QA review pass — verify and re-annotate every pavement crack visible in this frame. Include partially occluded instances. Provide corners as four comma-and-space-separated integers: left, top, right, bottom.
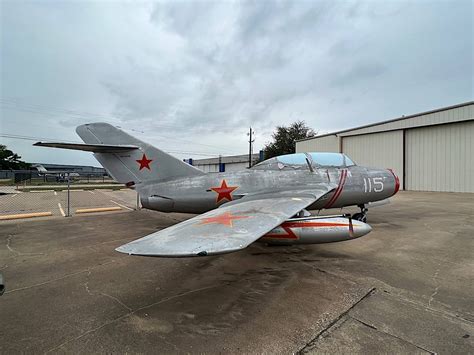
83, 279, 132, 311
5, 259, 117, 294
84, 282, 93, 295
298, 287, 376, 354
6, 235, 19, 256
428, 268, 440, 307
99, 291, 133, 311
350, 315, 436, 354
45, 284, 219, 353
290, 257, 357, 285
6, 234, 45, 257
350, 315, 377, 330
133, 284, 219, 314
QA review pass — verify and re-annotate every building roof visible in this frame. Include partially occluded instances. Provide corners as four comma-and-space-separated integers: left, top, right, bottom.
296, 101, 474, 142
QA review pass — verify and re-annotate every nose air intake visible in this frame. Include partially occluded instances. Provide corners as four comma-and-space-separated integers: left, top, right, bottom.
387, 169, 400, 195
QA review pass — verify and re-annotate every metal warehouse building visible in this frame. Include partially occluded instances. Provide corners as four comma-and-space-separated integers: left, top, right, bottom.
296, 101, 474, 193
186, 154, 260, 173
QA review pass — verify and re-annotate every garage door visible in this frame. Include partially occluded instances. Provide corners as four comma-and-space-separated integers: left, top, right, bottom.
343, 130, 404, 189
405, 121, 474, 192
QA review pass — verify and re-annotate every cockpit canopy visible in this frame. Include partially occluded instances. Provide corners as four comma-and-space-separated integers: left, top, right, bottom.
252, 152, 356, 171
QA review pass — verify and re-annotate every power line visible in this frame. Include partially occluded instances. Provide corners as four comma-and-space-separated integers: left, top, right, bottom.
0, 97, 239, 153
0, 133, 225, 157
0, 133, 81, 143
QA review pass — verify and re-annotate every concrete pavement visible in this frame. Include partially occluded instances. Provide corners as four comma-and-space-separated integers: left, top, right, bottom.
0, 191, 472, 353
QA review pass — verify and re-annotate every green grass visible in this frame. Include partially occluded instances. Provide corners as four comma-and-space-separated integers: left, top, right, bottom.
0, 179, 13, 186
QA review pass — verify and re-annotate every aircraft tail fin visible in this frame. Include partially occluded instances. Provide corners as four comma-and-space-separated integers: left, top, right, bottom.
34, 164, 48, 173
35, 123, 205, 185
74, 123, 205, 185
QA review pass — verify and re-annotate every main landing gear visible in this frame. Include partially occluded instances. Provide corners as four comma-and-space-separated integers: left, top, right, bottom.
352, 204, 368, 223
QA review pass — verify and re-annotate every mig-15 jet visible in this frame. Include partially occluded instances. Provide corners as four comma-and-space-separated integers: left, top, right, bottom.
35, 123, 399, 257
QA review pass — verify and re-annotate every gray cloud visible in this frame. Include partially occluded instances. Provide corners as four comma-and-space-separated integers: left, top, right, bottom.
0, 0, 472, 166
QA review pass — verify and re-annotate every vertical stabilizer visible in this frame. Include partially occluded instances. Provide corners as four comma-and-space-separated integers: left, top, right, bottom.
76, 123, 204, 184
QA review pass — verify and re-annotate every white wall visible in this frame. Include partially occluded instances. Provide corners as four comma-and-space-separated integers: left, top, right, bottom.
195, 164, 219, 173
194, 162, 249, 173
296, 135, 339, 153
342, 130, 404, 189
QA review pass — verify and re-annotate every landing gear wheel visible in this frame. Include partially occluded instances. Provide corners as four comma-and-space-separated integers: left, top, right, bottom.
352, 212, 367, 223
352, 205, 368, 222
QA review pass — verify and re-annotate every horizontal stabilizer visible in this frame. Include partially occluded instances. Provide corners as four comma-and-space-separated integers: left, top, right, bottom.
34, 142, 139, 153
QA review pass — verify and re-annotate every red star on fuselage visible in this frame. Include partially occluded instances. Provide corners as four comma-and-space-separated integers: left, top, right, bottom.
210, 179, 238, 203
198, 212, 250, 227
136, 153, 153, 170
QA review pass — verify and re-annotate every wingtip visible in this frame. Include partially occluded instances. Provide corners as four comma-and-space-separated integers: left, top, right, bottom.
115, 245, 133, 255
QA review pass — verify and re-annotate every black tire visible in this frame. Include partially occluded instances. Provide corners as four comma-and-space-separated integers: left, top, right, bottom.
352, 213, 367, 223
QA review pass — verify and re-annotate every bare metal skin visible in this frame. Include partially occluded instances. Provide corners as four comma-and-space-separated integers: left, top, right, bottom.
35, 123, 399, 257
139, 164, 398, 215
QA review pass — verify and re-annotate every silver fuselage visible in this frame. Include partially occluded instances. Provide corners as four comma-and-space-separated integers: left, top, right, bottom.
137, 165, 399, 214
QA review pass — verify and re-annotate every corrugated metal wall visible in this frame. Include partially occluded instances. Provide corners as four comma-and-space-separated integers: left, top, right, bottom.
296, 135, 339, 153
195, 164, 220, 173
343, 131, 404, 189
294, 103, 473, 192
340, 103, 473, 136
405, 121, 474, 193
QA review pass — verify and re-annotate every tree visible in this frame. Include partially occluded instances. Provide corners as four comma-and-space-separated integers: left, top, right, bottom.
0, 145, 31, 170
263, 121, 316, 159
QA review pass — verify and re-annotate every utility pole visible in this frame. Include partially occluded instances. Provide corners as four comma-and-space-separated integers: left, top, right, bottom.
247, 127, 255, 168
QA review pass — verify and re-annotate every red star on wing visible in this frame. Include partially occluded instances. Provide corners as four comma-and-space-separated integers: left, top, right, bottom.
210, 179, 238, 203
198, 212, 250, 227
136, 153, 153, 170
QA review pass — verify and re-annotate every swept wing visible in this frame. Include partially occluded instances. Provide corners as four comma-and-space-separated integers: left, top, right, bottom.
116, 186, 333, 257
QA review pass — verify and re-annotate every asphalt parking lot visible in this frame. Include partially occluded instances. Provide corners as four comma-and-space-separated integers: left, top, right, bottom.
0, 191, 473, 353
0, 188, 138, 218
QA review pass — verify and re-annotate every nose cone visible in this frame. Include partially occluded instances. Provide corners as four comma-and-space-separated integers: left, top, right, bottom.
352, 220, 372, 238
387, 168, 400, 195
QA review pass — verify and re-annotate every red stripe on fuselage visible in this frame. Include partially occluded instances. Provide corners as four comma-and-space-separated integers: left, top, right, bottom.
324, 169, 347, 209
281, 221, 350, 228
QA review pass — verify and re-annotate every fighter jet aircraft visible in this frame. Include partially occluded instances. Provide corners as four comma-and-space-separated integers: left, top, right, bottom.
35, 123, 400, 257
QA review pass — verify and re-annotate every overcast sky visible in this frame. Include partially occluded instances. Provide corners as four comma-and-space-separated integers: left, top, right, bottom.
1, 0, 472, 166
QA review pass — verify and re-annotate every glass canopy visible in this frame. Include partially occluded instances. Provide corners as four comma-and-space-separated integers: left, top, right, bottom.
252, 152, 356, 170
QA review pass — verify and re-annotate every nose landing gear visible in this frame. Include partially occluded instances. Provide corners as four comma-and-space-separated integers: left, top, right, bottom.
352, 205, 368, 223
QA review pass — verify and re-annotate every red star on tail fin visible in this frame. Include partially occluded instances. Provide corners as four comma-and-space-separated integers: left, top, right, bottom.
136, 153, 153, 170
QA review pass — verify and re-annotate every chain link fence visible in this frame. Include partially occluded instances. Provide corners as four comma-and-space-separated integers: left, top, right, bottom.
1, 169, 116, 187
0, 172, 140, 221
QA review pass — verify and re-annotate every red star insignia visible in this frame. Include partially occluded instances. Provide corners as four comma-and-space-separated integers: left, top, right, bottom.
198, 212, 250, 227
210, 179, 238, 203
136, 153, 153, 170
